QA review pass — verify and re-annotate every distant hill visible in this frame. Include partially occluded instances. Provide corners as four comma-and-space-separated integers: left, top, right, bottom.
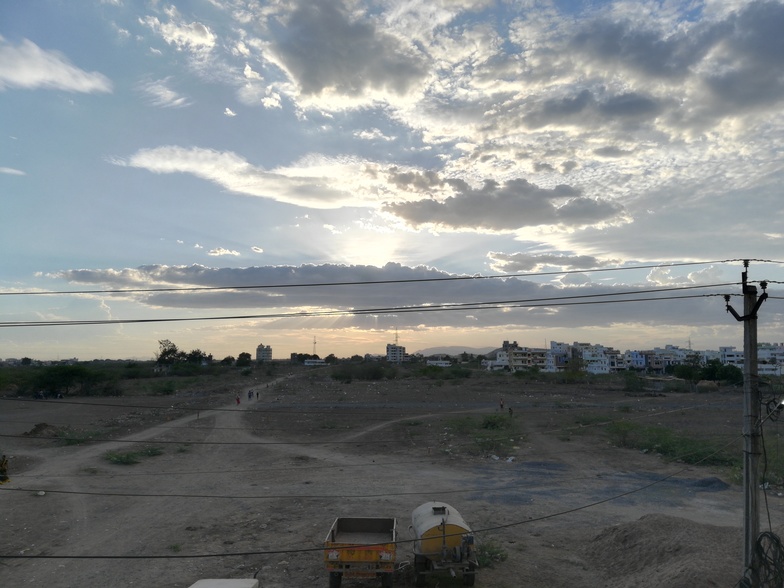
414, 346, 495, 357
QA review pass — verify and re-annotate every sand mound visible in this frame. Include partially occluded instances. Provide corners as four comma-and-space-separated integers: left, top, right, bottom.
584, 513, 741, 587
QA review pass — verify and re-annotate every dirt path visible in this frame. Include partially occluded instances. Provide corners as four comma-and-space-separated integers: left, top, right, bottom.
2, 377, 782, 587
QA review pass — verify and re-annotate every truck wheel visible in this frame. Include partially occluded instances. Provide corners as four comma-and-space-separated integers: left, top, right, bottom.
414, 555, 427, 587
463, 564, 476, 586
329, 571, 342, 588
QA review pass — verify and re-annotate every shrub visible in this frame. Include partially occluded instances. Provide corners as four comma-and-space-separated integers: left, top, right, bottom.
476, 538, 508, 567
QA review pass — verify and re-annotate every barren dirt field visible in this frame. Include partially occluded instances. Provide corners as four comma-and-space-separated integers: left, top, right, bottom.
2, 368, 781, 587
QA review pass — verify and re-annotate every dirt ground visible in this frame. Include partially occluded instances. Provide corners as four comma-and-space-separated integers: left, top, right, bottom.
1, 369, 781, 587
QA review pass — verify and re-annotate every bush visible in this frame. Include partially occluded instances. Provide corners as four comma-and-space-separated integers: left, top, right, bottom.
605, 421, 736, 466
476, 538, 508, 568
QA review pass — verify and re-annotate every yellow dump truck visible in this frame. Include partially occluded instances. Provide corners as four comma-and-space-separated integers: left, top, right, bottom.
324, 516, 397, 588
411, 502, 477, 587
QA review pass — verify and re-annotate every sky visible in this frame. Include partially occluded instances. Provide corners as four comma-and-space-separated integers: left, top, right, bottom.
2, 0, 784, 362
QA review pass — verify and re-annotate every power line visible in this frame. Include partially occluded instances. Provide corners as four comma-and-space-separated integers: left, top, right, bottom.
0, 260, 742, 297
0, 435, 742, 560
0, 282, 742, 328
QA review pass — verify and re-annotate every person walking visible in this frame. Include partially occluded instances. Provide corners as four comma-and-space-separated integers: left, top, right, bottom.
0, 454, 9, 484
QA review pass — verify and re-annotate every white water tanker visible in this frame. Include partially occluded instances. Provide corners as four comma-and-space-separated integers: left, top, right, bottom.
411, 501, 477, 587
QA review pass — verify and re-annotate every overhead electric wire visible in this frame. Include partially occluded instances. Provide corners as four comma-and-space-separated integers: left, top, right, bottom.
0, 478, 545, 500
0, 434, 743, 561
0, 433, 399, 445
0, 282, 743, 328
0, 259, 744, 297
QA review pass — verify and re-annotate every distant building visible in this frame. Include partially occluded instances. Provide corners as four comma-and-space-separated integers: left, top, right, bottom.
483, 350, 510, 371
386, 343, 409, 364
508, 347, 548, 372
304, 358, 326, 366
256, 343, 272, 363
426, 356, 452, 368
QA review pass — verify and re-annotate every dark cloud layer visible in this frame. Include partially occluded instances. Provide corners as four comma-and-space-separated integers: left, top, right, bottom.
383, 178, 623, 231
524, 89, 664, 130
52, 262, 739, 333
271, 0, 427, 96
487, 253, 613, 272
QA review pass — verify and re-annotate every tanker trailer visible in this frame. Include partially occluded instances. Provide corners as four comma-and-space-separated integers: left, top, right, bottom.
411, 502, 477, 587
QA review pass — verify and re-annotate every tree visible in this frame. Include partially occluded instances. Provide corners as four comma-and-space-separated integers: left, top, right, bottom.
700, 359, 723, 381
156, 340, 185, 365
186, 349, 209, 364
716, 363, 743, 385
673, 364, 701, 391
325, 353, 338, 364
220, 356, 235, 366
236, 352, 252, 367
34, 365, 90, 396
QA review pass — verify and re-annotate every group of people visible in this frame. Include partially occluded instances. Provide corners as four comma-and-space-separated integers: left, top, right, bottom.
236, 390, 260, 405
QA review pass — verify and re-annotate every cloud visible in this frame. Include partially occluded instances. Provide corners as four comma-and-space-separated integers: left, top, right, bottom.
0, 37, 112, 93
207, 248, 240, 257
594, 147, 634, 158
113, 145, 400, 209
700, 1, 784, 113
384, 178, 626, 232
0, 167, 25, 176
355, 128, 395, 141
140, 8, 216, 54
139, 78, 190, 108
224, 107, 236, 117
523, 89, 663, 130
48, 262, 737, 335
251, 246, 264, 253
487, 253, 614, 273
266, 0, 428, 99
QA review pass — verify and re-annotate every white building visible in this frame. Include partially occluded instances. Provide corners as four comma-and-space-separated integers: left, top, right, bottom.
483, 350, 510, 371
720, 346, 744, 367
255, 343, 272, 363
386, 343, 408, 364
427, 359, 452, 368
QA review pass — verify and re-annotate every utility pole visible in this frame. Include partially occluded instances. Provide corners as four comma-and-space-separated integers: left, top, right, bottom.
725, 260, 768, 586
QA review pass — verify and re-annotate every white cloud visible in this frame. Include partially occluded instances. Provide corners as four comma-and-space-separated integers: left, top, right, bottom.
140, 8, 216, 54
354, 128, 395, 141
139, 78, 190, 108
261, 92, 282, 109
207, 248, 240, 257
251, 246, 264, 253
224, 107, 237, 116
114, 145, 396, 209
0, 167, 25, 176
0, 37, 112, 93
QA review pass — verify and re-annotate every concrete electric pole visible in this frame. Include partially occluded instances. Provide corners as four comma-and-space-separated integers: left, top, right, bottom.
725, 260, 768, 586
